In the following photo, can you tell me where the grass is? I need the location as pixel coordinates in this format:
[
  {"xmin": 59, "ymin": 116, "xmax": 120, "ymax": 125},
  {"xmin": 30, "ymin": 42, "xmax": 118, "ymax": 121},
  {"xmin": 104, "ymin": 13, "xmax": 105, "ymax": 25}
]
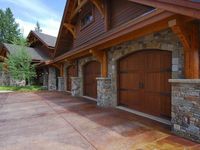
[{"xmin": 0, "ymin": 85, "xmax": 45, "ymax": 92}]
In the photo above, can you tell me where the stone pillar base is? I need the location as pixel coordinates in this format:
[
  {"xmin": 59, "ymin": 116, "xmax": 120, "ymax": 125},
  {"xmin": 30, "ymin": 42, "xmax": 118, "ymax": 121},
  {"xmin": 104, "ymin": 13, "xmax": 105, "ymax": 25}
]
[
  {"xmin": 97, "ymin": 78, "xmax": 113, "ymax": 107},
  {"xmin": 71, "ymin": 77, "xmax": 82, "ymax": 96},
  {"xmin": 169, "ymin": 79, "xmax": 200, "ymax": 143},
  {"xmin": 58, "ymin": 77, "xmax": 64, "ymax": 91},
  {"xmin": 48, "ymin": 67, "xmax": 57, "ymax": 91}
]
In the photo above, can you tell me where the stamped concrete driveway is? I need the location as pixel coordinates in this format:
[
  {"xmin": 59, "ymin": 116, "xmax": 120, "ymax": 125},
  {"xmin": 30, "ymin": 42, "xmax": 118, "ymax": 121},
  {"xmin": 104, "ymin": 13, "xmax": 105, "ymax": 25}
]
[{"xmin": 0, "ymin": 91, "xmax": 199, "ymax": 150}]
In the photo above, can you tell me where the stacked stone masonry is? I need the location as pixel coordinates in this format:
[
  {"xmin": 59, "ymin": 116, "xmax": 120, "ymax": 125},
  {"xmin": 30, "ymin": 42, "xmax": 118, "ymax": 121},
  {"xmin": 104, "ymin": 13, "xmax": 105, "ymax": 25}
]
[
  {"xmin": 170, "ymin": 79, "xmax": 200, "ymax": 143},
  {"xmin": 48, "ymin": 67, "xmax": 57, "ymax": 91},
  {"xmin": 58, "ymin": 77, "xmax": 65, "ymax": 91}
]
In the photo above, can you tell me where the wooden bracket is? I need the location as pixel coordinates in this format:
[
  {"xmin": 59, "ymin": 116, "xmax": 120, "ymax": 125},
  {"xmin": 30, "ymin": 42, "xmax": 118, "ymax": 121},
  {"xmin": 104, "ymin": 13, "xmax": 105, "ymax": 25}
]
[
  {"xmin": 169, "ymin": 19, "xmax": 199, "ymax": 78},
  {"xmin": 64, "ymin": 23, "xmax": 76, "ymax": 39},
  {"xmin": 169, "ymin": 19, "xmax": 191, "ymax": 49},
  {"xmin": 70, "ymin": 0, "xmax": 105, "ymax": 20},
  {"xmin": 90, "ymin": 0, "xmax": 105, "ymax": 18},
  {"xmin": 90, "ymin": 49, "xmax": 107, "ymax": 77},
  {"xmin": 71, "ymin": 0, "xmax": 88, "ymax": 20}
]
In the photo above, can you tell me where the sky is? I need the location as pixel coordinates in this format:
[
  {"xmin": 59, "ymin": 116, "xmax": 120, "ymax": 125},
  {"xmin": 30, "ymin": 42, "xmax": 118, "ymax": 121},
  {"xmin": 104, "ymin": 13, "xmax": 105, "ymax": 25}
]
[{"xmin": 0, "ymin": 0, "xmax": 67, "ymax": 37}]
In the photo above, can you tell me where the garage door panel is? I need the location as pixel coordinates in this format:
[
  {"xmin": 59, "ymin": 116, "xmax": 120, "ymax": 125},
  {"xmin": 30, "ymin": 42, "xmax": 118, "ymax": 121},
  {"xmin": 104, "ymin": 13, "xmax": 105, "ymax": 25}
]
[
  {"xmin": 118, "ymin": 50, "xmax": 172, "ymax": 119},
  {"xmin": 160, "ymin": 72, "xmax": 171, "ymax": 92},
  {"xmin": 144, "ymin": 93, "xmax": 161, "ymax": 116},
  {"xmin": 84, "ymin": 61, "xmax": 101, "ymax": 99},
  {"xmin": 160, "ymin": 95, "xmax": 171, "ymax": 119},
  {"xmin": 145, "ymin": 72, "xmax": 160, "ymax": 92},
  {"xmin": 145, "ymin": 52, "xmax": 161, "ymax": 70},
  {"xmin": 119, "ymin": 73, "xmax": 140, "ymax": 90}
]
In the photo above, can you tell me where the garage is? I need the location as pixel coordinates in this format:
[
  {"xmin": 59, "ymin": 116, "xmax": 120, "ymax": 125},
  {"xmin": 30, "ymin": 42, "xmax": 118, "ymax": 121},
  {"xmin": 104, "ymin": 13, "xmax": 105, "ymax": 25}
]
[
  {"xmin": 118, "ymin": 50, "xmax": 172, "ymax": 119},
  {"xmin": 66, "ymin": 65, "xmax": 77, "ymax": 91},
  {"xmin": 83, "ymin": 61, "xmax": 101, "ymax": 99}
]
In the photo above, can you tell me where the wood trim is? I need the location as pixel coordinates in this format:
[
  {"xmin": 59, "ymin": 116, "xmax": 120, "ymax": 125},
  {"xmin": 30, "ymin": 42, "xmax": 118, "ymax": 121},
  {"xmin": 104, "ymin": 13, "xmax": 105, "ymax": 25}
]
[
  {"xmin": 64, "ymin": 23, "xmax": 76, "ymax": 39},
  {"xmin": 128, "ymin": 0, "xmax": 200, "ymax": 19},
  {"xmin": 71, "ymin": 0, "xmax": 89, "ymax": 20},
  {"xmin": 90, "ymin": 0, "xmax": 105, "ymax": 18},
  {"xmin": 90, "ymin": 49, "xmax": 107, "ymax": 77},
  {"xmin": 27, "ymin": 31, "xmax": 55, "ymax": 50},
  {"xmin": 170, "ymin": 20, "xmax": 199, "ymax": 79},
  {"xmin": 70, "ymin": 0, "xmax": 105, "ymax": 20},
  {"xmin": 104, "ymin": 0, "xmax": 110, "ymax": 31},
  {"xmin": 53, "ymin": 10, "xmax": 174, "ymax": 62}
]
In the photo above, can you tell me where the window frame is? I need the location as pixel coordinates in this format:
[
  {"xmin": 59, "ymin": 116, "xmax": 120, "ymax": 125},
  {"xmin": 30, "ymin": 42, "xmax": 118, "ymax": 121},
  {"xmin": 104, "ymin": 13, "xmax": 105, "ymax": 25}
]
[{"xmin": 80, "ymin": 5, "xmax": 95, "ymax": 31}]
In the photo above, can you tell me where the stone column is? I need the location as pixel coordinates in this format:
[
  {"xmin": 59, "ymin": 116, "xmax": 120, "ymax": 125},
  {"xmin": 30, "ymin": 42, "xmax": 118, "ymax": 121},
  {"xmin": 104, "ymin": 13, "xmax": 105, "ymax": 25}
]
[
  {"xmin": 42, "ymin": 70, "xmax": 48, "ymax": 89},
  {"xmin": 169, "ymin": 79, "xmax": 200, "ymax": 143},
  {"xmin": 58, "ymin": 77, "xmax": 64, "ymax": 91},
  {"xmin": 48, "ymin": 67, "xmax": 57, "ymax": 91},
  {"xmin": 71, "ymin": 77, "xmax": 82, "ymax": 96},
  {"xmin": 96, "ymin": 78, "xmax": 113, "ymax": 107}
]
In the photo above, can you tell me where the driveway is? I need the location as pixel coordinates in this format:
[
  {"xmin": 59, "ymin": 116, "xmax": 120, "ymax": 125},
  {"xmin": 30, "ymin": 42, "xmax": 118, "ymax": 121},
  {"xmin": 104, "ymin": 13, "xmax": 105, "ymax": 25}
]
[{"xmin": 0, "ymin": 91, "xmax": 199, "ymax": 150}]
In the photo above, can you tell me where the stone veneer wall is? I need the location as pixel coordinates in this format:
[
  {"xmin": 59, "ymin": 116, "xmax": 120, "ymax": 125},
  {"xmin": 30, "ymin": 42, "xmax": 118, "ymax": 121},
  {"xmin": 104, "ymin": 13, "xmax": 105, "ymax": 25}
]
[
  {"xmin": 58, "ymin": 77, "xmax": 64, "ymax": 91},
  {"xmin": 48, "ymin": 67, "xmax": 57, "ymax": 91},
  {"xmin": 169, "ymin": 79, "xmax": 200, "ymax": 142},
  {"xmin": 42, "ymin": 68, "xmax": 48, "ymax": 89},
  {"xmin": 97, "ymin": 78, "xmax": 112, "ymax": 107},
  {"xmin": 107, "ymin": 29, "xmax": 184, "ymax": 107},
  {"xmin": 71, "ymin": 77, "xmax": 82, "ymax": 96}
]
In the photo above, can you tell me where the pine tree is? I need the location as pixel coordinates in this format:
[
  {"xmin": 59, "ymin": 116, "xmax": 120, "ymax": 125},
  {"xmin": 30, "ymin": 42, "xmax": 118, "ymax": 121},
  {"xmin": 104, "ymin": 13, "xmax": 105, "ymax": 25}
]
[
  {"xmin": 35, "ymin": 21, "xmax": 42, "ymax": 33},
  {"xmin": 0, "ymin": 8, "xmax": 21, "ymax": 44}
]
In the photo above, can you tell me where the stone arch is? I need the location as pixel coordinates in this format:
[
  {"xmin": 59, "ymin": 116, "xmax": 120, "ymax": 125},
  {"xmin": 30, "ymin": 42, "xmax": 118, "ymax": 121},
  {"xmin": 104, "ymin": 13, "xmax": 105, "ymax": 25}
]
[
  {"xmin": 78, "ymin": 56, "xmax": 99, "ymax": 78},
  {"xmin": 108, "ymin": 30, "xmax": 183, "ymax": 106}
]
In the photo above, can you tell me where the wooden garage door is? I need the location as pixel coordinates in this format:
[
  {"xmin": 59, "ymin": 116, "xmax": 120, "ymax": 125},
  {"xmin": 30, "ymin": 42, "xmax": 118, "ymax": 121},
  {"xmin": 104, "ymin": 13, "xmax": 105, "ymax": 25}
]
[
  {"xmin": 83, "ymin": 61, "xmax": 101, "ymax": 99},
  {"xmin": 118, "ymin": 50, "xmax": 171, "ymax": 119},
  {"xmin": 66, "ymin": 65, "xmax": 77, "ymax": 91}
]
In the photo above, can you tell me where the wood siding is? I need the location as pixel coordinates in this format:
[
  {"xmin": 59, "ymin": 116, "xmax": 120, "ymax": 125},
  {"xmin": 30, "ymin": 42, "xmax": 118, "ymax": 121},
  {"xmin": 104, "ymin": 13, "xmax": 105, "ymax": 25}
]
[
  {"xmin": 55, "ymin": 0, "xmax": 155, "ymax": 57},
  {"xmin": 73, "ymin": 3, "xmax": 105, "ymax": 48},
  {"xmin": 110, "ymin": 0, "xmax": 154, "ymax": 28}
]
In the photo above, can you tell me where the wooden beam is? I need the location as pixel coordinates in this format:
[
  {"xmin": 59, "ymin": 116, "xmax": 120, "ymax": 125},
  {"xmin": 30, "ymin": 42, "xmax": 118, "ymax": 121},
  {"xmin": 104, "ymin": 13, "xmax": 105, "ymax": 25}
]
[
  {"xmin": 128, "ymin": 0, "xmax": 200, "ymax": 19},
  {"xmin": 170, "ymin": 20, "xmax": 199, "ymax": 79},
  {"xmin": 63, "ymin": 23, "xmax": 76, "ymax": 39},
  {"xmin": 169, "ymin": 20, "xmax": 190, "ymax": 49},
  {"xmin": 90, "ymin": 49, "xmax": 107, "ymax": 77},
  {"xmin": 70, "ymin": 0, "xmax": 88, "ymax": 20},
  {"xmin": 90, "ymin": 0, "xmax": 105, "ymax": 18},
  {"xmin": 54, "ymin": 10, "xmax": 172, "ymax": 62},
  {"xmin": 70, "ymin": 0, "xmax": 104, "ymax": 20},
  {"xmin": 104, "ymin": 0, "xmax": 110, "ymax": 31}
]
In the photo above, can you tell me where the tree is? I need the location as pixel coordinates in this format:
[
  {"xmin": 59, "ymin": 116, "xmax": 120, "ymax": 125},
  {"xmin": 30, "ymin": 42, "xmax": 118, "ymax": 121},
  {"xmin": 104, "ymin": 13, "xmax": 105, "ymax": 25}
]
[
  {"xmin": 6, "ymin": 39, "xmax": 36, "ymax": 85},
  {"xmin": 35, "ymin": 21, "xmax": 42, "ymax": 33},
  {"xmin": 0, "ymin": 8, "xmax": 21, "ymax": 44}
]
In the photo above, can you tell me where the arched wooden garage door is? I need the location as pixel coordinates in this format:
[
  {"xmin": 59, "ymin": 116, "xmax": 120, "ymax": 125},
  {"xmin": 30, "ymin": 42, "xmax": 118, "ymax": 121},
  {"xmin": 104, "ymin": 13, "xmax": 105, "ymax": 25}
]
[
  {"xmin": 66, "ymin": 65, "xmax": 77, "ymax": 91},
  {"xmin": 83, "ymin": 61, "xmax": 101, "ymax": 99},
  {"xmin": 118, "ymin": 50, "xmax": 172, "ymax": 119}
]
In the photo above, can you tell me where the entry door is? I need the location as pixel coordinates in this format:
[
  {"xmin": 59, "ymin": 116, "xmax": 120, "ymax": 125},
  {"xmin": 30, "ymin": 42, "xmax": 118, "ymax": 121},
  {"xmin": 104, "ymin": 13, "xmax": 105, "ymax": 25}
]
[
  {"xmin": 83, "ymin": 61, "xmax": 101, "ymax": 99},
  {"xmin": 66, "ymin": 65, "xmax": 77, "ymax": 91},
  {"xmin": 118, "ymin": 50, "xmax": 171, "ymax": 119}
]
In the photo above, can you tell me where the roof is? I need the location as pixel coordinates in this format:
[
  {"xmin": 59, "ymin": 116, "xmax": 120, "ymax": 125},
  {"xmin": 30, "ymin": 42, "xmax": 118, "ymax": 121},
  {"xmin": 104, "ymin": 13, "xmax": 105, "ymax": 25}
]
[
  {"xmin": 3, "ymin": 43, "xmax": 50, "ymax": 61},
  {"xmin": 29, "ymin": 31, "xmax": 57, "ymax": 48}
]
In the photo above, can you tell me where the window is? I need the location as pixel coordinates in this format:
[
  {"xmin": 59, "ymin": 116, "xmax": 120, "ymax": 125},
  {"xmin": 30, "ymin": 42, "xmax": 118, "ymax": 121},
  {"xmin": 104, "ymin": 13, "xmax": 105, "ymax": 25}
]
[{"xmin": 81, "ymin": 11, "xmax": 94, "ymax": 28}]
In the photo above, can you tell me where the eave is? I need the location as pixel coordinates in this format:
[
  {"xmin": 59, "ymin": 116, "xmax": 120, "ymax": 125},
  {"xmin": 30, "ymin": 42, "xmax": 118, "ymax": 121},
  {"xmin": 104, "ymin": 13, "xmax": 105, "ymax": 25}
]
[
  {"xmin": 52, "ymin": 9, "xmax": 177, "ymax": 63},
  {"xmin": 27, "ymin": 31, "xmax": 55, "ymax": 51},
  {"xmin": 128, "ymin": 0, "xmax": 200, "ymax": 19}
]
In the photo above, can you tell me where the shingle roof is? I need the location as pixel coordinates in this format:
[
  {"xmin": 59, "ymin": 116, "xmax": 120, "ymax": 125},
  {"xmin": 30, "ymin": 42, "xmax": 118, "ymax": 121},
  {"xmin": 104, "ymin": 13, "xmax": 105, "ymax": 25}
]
[
  {"xmin": 3, "ymin": 43, "xmax": 50, "ymax": 61},
  {"xmin": 31, "ymin": 31, "xmax": 57, "ymax": 48}
]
